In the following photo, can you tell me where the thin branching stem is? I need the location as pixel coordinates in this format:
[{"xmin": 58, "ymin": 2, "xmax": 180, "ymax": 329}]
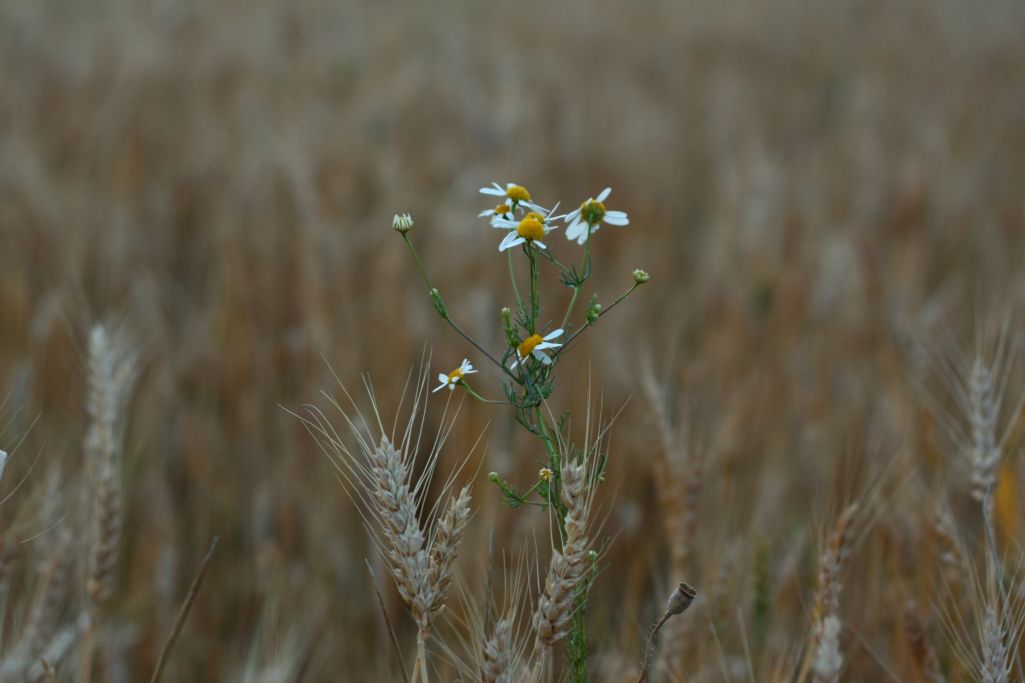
[{"xmin": 556, "ymin": 283, "xmax": 639, "ymax": 355}]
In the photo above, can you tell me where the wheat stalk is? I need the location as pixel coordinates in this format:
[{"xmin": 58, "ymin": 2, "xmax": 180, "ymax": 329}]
[{"xmin": 298, "ymin": 368, "xmax": 476, "ymax": 683}]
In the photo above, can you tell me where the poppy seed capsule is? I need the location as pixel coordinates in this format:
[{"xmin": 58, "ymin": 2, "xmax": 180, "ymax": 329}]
[{"xmin": 666, "ymin": 582, "xmax": 697, "ymax": 615}]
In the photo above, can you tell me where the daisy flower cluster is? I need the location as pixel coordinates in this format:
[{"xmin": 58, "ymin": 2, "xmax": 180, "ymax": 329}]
[
  {"xmin": 394, "ymin": 180, "xmax": 644, "ymax": 412},
  {"xmin": 479, "ymin": 181, "xmax": 629, "ymax": 252},
  {"xmin": 393, "ymin": 179, "xmax": 649, "ymax": 671}
]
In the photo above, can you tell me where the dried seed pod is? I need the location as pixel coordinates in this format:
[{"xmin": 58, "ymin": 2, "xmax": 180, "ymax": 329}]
[{"xmin": 666, "ymin": 582, "xmax": 697, "ymax": 616}]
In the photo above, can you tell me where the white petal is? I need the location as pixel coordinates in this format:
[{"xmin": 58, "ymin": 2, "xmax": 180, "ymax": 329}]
[
  {"xmin": 480, "ymin": 187, "xmax": 505, "ymax": 196},
  {"xmin": 535, "ymin": 350, "xmax": 552, "ymax": 364},
  {"xmin": 533, "ymin": 241, "xmax": 547, "ymax": 250},
  {"xmin": 597, "ymin": 187, "xmax": 612, "ymax": 202},
  {"xmin": 448, "ymin": 383, "xmax": 457, "ymax": 391},
  {"xmin": 544, "ymin": 328, "xmax": 564, "ymax": 340},
  {"xmin": 499, "ymin": 233, "xmax": 524, "ymax": 252},
  {"xmin": 604, "ymin": 211, "xmax": 629, "ymax": 226},
  {"xmin": 492, "ymin": 218, "xmax": 518, "ymax": 228},
  {"xmin": 565, "ymin": 219, "xmax": 584, "ymax": 241},
  {"xmin": 563, "ymin": 208, "xmax": 581, "ymax": 223},
  {"xmin": 433, "ymin": 383, "xmax": 446, "ymax": 393}
]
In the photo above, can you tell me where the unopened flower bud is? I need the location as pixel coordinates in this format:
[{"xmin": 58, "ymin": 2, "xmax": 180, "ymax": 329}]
[
  {"xmin": 586, "ymin": 294, "xmax": 602, "ymax": 325},
  {"xmin": 430, "ymin": 288, "xmax": 448, "ymax": 318},
  {"xmin": 392, "ymin": 213, "xmax": 414, "ymax": 234},
  {"xmin": 539, "ymin": 467, "xmax": 553, "ymax": 482},
  {"xmin": 502, "ymin": 307, "xmax": 519, "ymax": 347},
  {"xmin": 633, "ymin": 268, "xmax": 650, "ymax": 285},
  {"xmin": 666, "ymin": 581, "xmax": 697, "ymax": 616}
]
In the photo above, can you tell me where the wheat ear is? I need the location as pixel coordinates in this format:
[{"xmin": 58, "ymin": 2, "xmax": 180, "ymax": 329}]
[
  {"xmin": 368, "ymin": 434, "xmax": 430, "ymax": 623},
  {"xmin": 424, "ymin": 485, "xmax": 472, "ymax": 625},
  {"xmin": 482, "ymin": 617, "xmax": 514, "ymax": 683},
  {"xmin": 85, "ymin": 324, "xmax": 137, "ymax": 608},
  {"xmin": 532, "ymin": 461, "xmax": 591, "ymax": 665},
  {"xmin": 803, "ymin": 503, "xmax": 858, "ymax": 683}
]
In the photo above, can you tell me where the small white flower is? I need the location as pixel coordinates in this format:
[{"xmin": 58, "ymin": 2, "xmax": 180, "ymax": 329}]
[
  {"xmin": 478, "ymin": 202, "xmax": 513, "ymax": 220},
  {"xmin": 479, "ymin": 182, "xmax": 546, "ymax": 213},
  {"xmin": 433, "ymin": 359, "xmax": 477, "ymax": 393},
  {"xmin": 563, "ymin": 187, "xmax": 629, "ymax": 245},
  {"xmin": 493, "ymin": 207, "xmax": 561, "ymax": 252},
  {"xmin": 511, "ymin": 329, "xmax": 564, "ymax": 368}
]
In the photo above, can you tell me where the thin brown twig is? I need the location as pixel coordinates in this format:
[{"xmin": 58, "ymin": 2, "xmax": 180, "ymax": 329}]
[
  {"xmin": 637, "ymin": 613, "xmax": 671, "ymax": 683},
  {"xmin": 637, "ymin": 582, "xmax": 697, "ymax": 683},
  {"xmin": 148, "ymin": 536, "xmax": 218, "ymax": 683}
]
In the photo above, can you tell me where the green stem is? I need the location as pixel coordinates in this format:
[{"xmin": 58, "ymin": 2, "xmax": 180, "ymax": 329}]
[
  {"xmin": 560, "ymin": 226, "xmax": 593, "ymax": 333},
  {"xmin": 527, "ymin": 245, "xmax": 539, "ymax": 334},
  {"xmin": 534, "ymin": 406, "xmax": 559, "ymax": 463},
  {"xmin": 460, "ymin": 382, "xmax": 506, "ymax": 405},
  {"xmin": 401, "ymin": 234, "xmax": 434, "ymax": 291},
  {"xmin": 537, "ymin": 247, "xmax": 572, "ymax": 278},
  {"xmin": 402, "ymin": 234, "xmax": 516, "ymax": 379},
  {"xmin": 533, "ymin": 406, "xmax": 566, "ymax": 519},
  {"xmin": 555, "ymin": 283, "xmax": 639, "ymax": 356},
  {"xmin": 445, "ymin": 316, "xmax": 508, "ymax": 376},
  {"xmin": 507, "ymin": 248, "xmax": 524, "ymax": 316},
  {"xmin": 561, "ymin": 286, "xmax": 581, "ymax": 333},
  {"xmin": 582, "ymin": 225, "xmax": 593, "ymax": 278}
]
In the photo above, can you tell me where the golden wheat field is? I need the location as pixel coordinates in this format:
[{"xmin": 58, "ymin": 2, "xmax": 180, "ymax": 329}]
[{"xmin": 2, "ymin": 0, "xmax": 1025, "ymax": 680}]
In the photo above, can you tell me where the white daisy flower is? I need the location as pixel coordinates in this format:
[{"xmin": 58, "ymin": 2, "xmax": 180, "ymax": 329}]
[
  {"xmin": 493, "ymin": 209, "xmax": 561, "ymax": 252},
  {"xmin": 493, "ymin": 210, "xmax": 560, "ymax": 252},
  {"xmin": 479, "ymin": 182, "xmax": 546, "ymax": 213},
  {"xmin": 478, "ymin": 202, "xmax": 513, "ymax": 220},
  {"xmin": 433, "ymin": 358, "xmax": 477, "ymax": 393},
  {"xmin": 563, "ymin": 187, "xmax": 629, "ymax": 245},
  {"xmin": 511, "ymin": 328, "xmax": 564, "ymax": 367}
]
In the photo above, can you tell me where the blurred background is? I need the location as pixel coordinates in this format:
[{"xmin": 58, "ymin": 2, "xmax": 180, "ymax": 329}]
[{"xmin": 2, "ymin": 0, "xmax": 1025, "ymax": 679}]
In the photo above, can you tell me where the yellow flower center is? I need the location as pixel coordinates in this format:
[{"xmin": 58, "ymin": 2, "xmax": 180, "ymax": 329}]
[
  {"xmin": 447, "ymin": 368, "xmax": 464, "ymax": 383},
  {"xmin": 506, "ymin": 185, "xmax": 531, "ymax": 202},
  {"xmin": 580, "ymin": 199, "xmax": 606, "ymax": 225},
  {"xmin": 495, "ymin": 204, "xmax": 510, "ymax": 215},
  {"xmin": 518, "ymin": 334, "xmax": 543, "ymax": 357},
  {"xmin": 516, "ymin": 216, "xmax": 545, "ymax": 241}
]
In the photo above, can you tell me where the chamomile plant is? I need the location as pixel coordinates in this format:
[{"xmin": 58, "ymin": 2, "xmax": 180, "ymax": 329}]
[{"xmin": 393, "ymin": 182, "xmax": 646, "ymax": 677}]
